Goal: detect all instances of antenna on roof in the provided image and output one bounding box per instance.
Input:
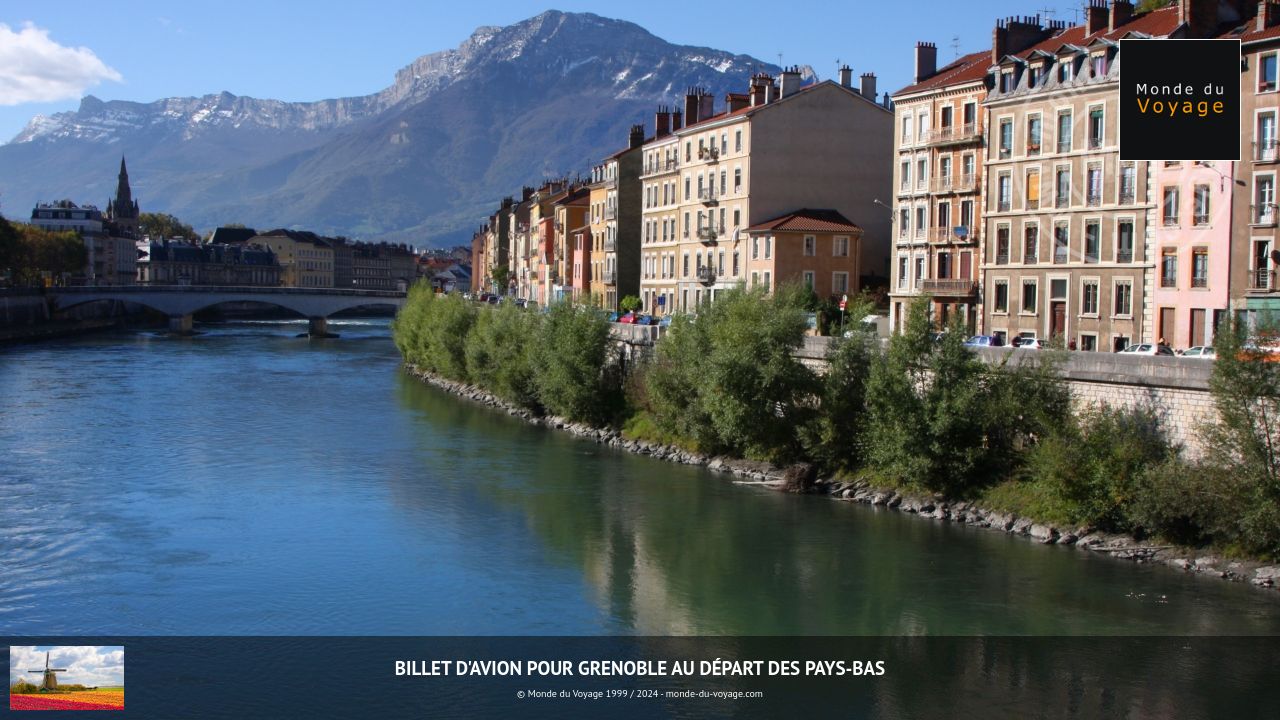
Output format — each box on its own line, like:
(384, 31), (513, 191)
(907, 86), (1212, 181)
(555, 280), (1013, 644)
(777, 52), (783, 68)
(950, 36), (961, 58)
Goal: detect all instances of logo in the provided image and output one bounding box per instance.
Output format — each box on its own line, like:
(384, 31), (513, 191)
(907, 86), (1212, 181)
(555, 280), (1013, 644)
(9, 646), (124, 711)
(1120, 38), (1241, 161)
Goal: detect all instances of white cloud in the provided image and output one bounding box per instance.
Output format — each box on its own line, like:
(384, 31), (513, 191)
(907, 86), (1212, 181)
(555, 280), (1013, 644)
(9, 646), (125, 687)
(0, 23), (122, 106)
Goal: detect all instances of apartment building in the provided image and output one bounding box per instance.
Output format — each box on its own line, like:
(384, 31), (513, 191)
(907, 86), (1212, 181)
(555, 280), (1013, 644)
(890, 47), (988, 333)
(505, 189), (533, 297)
(252, 230), (335, 288)
(743, 209), (862, 300)
(1229, 2), (1280, 325)
(641, 68), (892, 314)
(600, 127), (644, 311)
(587, 170), (610, 304)
(551, 186), (590, 304)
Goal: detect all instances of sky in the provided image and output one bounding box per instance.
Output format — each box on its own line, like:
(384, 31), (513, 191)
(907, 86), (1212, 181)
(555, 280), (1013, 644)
(0, 0), (1096, 143)
(9, 646), (125, 687)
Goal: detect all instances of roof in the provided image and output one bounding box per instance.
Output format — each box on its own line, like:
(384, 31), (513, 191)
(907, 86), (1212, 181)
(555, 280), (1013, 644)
(1222, 14), (1280, 45)
(893, 50), (990, 97)
(745, 209), (862, 234)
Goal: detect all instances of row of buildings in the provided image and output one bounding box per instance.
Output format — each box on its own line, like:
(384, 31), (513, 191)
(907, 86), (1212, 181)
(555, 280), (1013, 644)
(890, 0), (1280, 351)
(28, 159), (425, 291)
(471, 67), (895, 313)
(471, 0), (1279, 353)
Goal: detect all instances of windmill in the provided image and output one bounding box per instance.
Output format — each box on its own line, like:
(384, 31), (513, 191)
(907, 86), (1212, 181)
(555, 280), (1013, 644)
(27, 651), (67, 690)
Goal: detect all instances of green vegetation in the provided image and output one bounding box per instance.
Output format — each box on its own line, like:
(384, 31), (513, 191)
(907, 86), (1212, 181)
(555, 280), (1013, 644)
(0, 218), (88, 287)
(393, 288), (1280, 560)
(619, 295), (642, 313)
(10, 680), (39, 694)
(139, 212), (198, 241)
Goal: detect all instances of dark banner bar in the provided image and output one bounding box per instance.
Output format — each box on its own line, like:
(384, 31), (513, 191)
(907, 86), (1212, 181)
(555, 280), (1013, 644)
(5, 637), (1279, 719)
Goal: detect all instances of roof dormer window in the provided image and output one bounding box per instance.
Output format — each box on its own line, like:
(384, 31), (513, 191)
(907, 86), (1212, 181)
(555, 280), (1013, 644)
(1000, 70), (1015, 93)
(1091, 52), (1108, 78)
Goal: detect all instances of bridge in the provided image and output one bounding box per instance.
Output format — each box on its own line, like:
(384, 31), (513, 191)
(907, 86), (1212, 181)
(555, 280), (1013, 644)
(49, 285), (407, 336)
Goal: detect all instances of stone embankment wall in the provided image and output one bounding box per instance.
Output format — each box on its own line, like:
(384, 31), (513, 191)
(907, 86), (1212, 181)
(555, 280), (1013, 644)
(610, 328), (1217, 454)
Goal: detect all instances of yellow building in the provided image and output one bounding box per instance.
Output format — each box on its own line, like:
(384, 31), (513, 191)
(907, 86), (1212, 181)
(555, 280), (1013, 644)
(251, 230), (334, 288)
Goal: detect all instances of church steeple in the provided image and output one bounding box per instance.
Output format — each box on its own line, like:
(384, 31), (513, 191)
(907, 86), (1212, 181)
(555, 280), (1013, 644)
(106, 155), (140, 237)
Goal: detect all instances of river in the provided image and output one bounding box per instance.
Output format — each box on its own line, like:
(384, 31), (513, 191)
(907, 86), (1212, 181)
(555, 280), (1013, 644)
(2, 317), (1279, 638)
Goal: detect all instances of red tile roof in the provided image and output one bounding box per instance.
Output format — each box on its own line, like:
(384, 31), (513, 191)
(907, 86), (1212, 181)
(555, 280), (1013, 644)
(745, 209), (862, 234)
(893, 50), (990, 97)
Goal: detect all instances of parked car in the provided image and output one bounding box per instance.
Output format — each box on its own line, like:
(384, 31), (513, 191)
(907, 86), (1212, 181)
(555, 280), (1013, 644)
(658, 315), (672, 328)
(1014, 337), (1046, 350)
(1180, 346), (1216, 359)
(1119, 343), (1175, 356)
(487, 295), (500, 304)
(635, 314), (655, 326)
(618, 312), (636, 324)
(607, 311), (620, 323)
(963, 335), (1004, 347)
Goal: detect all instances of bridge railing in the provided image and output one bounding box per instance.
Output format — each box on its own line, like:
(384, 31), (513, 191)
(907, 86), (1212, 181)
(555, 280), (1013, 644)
(49, 285), (407, 299)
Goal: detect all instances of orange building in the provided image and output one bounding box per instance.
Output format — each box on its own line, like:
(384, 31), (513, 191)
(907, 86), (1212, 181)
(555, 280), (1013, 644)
(743, 209), (863, 300)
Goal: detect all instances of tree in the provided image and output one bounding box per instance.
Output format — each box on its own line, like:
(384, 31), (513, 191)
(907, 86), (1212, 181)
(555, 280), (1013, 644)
(139, 212), (198, 241)
(803, 294), (876, 471)
(619, 295), (642, 313)
(491, 265), (511, 294)
(531, 300), (615, 424)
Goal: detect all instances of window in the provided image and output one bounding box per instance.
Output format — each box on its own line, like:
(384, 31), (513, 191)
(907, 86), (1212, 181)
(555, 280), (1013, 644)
(1091, 53), (1108, 78)
(1059, 60), (1072, 84)
(1084, 221), (1100, 263)
(1026, 169), (1040, 209)
(915, 257), (925, 281)
(917, 158), (927, 189)
(732, 251), (740, 276)
(735, 130), (742, 153)
(1082, 280), (1099, 315)
(1119, 163), (1137, 204)
(1054, 223), (1069, 264)
(834, 236), (850, 257)
(764, 237), (772, 259)
(1000, 70), (1015, 93)
(803, 271), (815, 288)
(1057, 111), (1072, 153)
(684, 177), (691, 201)
(995, 225), (1010, 264)
(1086, 164), (1103, 206)
(999, 119), (1013, 158)
(1055, 167), (1071, 208)
(1256, 176), (1276, 223)
(734, 168), (742, 192)
(1261, 52), (1277, 93)
(898, 257), (907, 288)
(998, 173), (1012, 211)
(1161, 248), (1178, 287)
(1080, 334), (1097, 352)
(683, 253), (690, 277)
(1111, 280), (1133, 317)
(751, 237), (759, 259)
(916, 206), (927, 237)
(1027, 115), (1042, 154)
(1192, 248), (1209, 288)
(899, 208), (909, 237)
(960, 200), (974, 229)
(1194, 184), (1211, 225)
(902, 116), (912, 143)
(1088, 107), (1104, 149)
(994, 280), (1009, 313)
(833, 272), (849, 294)
(1024, 225), (1039, 264)
(803, 235), (816, 256)
(1021, 280), (1038, 315)
(900, 161), (910, 190)
(763, 271), (771, 291)
(963, 102), (976, 128)
(733, 209), (740, 227)
(1163, 186), (1180, 226)
(939, 156), (952, 184)
(937, 252), (951, 279)
(1117, 220), (1135, 262)
(937, 201), (951, 231)
(1029, 65), (1042, 87)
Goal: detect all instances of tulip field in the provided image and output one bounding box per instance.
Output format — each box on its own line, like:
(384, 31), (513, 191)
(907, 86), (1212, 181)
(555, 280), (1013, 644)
(9, 688), (124, 710)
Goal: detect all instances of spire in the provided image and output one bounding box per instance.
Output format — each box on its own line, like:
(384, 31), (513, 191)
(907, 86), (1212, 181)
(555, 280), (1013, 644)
(110, 155), (137, 222)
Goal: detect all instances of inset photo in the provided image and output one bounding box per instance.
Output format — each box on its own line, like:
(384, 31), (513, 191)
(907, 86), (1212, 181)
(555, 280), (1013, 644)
(9, 646), (124, 711)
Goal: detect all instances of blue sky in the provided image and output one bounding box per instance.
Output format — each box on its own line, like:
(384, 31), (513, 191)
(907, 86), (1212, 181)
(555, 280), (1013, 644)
(0, 1), (1091, 143)
(9, 646), (125, 687)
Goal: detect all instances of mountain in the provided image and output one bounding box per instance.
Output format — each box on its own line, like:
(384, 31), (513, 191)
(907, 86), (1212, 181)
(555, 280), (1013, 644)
(0, 11), (808, 246)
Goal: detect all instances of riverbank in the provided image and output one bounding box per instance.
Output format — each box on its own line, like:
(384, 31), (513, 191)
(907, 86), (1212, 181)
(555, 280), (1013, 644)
(0, 317), (125, 344)
(404, 363), (1280, 594)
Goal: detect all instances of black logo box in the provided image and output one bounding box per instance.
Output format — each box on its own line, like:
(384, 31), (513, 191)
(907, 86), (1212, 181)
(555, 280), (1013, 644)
(1120, 38), (1241, 161)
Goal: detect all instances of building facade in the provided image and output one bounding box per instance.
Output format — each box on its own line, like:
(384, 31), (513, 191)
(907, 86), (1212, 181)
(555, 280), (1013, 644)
(890, 49), (988, 333)
(138, 241), (280, 286)
(743, 209), (863, 300)
(251, 230), (334, 288)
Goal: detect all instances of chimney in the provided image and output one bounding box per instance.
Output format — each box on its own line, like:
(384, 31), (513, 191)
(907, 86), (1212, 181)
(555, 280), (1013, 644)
(1086, 0), (1108, 35)
(764, 78), (779, 103)
(726, 92), (749, 112)
(1109, 0), (1134, 31)
(654, 106), (671, 138)
(1259, 0), (1280, 30)
(992, 16), (1052, 66)
(671, 110), (683, 130)
(778, 66), (801, 98)
(628, 124), (645, 149)
(683, 87), (702, 125)
(860, 72), (877, 100)
(522, 186), (534, 202)
(749, 74), (770, 106)
(838, 65), (853, 88)
(1178, 0), (1217, 38)
(698, 89), (714, 120)
(915, 42), (938, 83)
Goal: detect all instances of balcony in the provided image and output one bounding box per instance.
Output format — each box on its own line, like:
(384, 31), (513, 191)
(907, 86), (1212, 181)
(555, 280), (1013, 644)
(643, 159), (680, 175)
(1251, 268), (1273, 292)
(1053, 247), (1069, 264)
(697, 187), (719, 205)
(697, 225), (722, 243)
(1255, 140), (1278, 163)
(1026, 197), (1039, 210)
(1088, 136), (1103, 150)
(1024, 247), (1038, 264)
(1057, 140), (1072, 153)
(998, 147), (1012, 160)
(927, 227), (976, 244)
(1117, 248), (1134, 263)
(1191, 275), (1208, 289)
(1086, 194), (1102, 207)
(1119, 190), (1136, 205)
(1253, 204), (1278, 226)
(603, 237), (616, 253)
(696, 265), (716, 284)
(995, 252), (1010, 265)
(921, 279), (977, 296)
(1026, 142), (1042, 156)
(1194, 213), (1210, 226)
(604, 206), (617, 221)
(697, 146), (720, 163)
(924, 123), (981, 147)
(1055, 195), (1070, 209)
(603, 269), (616, 286)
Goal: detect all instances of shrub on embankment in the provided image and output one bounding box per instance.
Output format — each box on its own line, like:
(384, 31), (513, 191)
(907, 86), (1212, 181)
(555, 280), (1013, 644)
(393, 286), (1280, 559)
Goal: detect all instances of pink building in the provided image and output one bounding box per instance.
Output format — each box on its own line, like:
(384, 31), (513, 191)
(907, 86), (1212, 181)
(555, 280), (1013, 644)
(1151, 161), (1234, 350)
(570, 224), (592, 300)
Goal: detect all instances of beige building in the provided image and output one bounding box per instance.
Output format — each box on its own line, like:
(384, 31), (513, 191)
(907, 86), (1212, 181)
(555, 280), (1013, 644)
(642, 68), (892, 314)
(890, 47), (988, 333)
(587, 169), (611, 304)
(252, 230), (334, 288)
